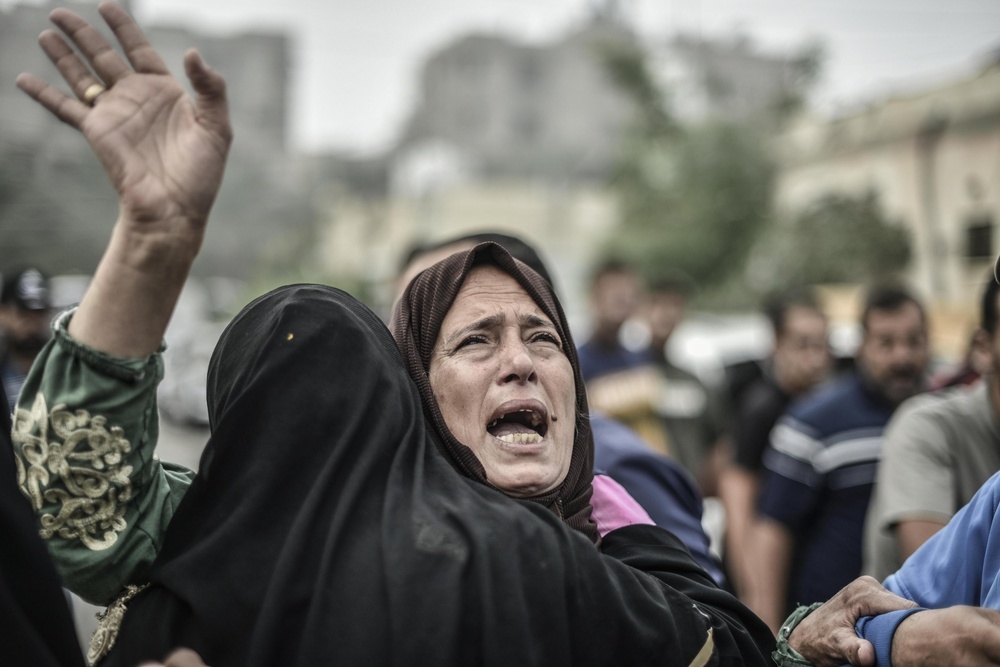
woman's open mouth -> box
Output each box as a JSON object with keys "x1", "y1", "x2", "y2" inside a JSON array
[{"x1": 486, "y1": 404, "x2": 548, "y2": 444}]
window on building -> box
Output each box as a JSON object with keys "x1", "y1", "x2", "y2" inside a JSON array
[{"x1": 966, "y1": 215, "x2": 994, "y2": 259}]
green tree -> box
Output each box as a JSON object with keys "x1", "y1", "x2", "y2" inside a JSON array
[
  {"x1": 770, "y1": 41, "x2": 825, "y2": 121},
  {"x1": 748, "y1": 192, "x2": 911, "y2": 289},
  {"x1": 598, "y1": 42, "x2": 776, "y2": 289}
]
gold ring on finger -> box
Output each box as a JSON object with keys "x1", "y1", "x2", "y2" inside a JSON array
[{"x1": 81, "y1": 83, "x2": 107, "y2": 106}]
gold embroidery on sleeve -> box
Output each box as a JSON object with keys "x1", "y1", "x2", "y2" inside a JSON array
[
  {"x1": 13, "y1": 393, "x2": 134, "y2": 551},
  {"x1": 87, "y1": 583, "x2": 148, "y2": 666}
]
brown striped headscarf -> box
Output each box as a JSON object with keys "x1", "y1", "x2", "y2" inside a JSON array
[{"x1": 391, "y1": 241, "x2": 598, "y2": 544}]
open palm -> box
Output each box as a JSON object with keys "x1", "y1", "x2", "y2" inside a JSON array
[
  {"x1": 17, "y1": 2, "x2": 231, "y2": 241},
  {"x1": 16, "y1": 1, "x2": 235, "y2": 357}
]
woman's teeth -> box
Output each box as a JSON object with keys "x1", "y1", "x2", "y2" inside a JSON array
[{"x1": 496, "y1": 432, "x2": 543, "y2": 444}]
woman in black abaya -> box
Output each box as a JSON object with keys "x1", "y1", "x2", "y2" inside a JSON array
[
  {"x1": 16, "y1": 5, "x2": 774, "y2": 665},
  {"x1": 97, "y1": 243, "x2": 772, "y2": 666}
]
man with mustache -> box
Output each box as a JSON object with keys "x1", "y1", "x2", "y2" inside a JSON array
[
  {"x1": 750, "y1": 285, "x2": 929, "y2": 632},
  {"x1": 864, "y1": 275, "x2": 1000, "y2": 583},
  {"x1": 0, "y1": 268, "x2": 52, "y2": 413}
]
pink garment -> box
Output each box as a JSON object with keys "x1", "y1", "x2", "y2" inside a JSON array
[{"x1": 590, "y1": 473, "x2": 655, "y2": 538}]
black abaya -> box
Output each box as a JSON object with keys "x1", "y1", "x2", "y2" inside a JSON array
[{"x1": 1, "y1": 378, "x2": 86, "y2": 667}]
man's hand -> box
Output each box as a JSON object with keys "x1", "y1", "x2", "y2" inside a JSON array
[
  {"x1": 892, "y1": 606, "x2": 1000, "y2": 667},
  {"x1": 789, "y1": 576, "x2": 917, "y2": 667}
]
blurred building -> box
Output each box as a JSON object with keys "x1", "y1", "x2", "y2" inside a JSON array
[
  {"x1": 0, "y1": 0, "x2": 288, "y2": 158},
  {"x1": 0, "y1": 0, "x2": 122, "y2": 153},
  {"x1": 774, "y1": 60, "x2": 1000, "y2": 307},
  {"x1": 396, "y1": 17, "x2": 802, "y2": 183},
  {"x1": 0, "y1": 0, "x2": 302, "y2": 278},
  {"x1": 318, "y1": 10, "x2": 808, "y2": 319},
  {"x1": 143, "y1": 25, "x2": 290, "y2": 157},
  {"x1": 326, "y1": 177, "x2": 619, "y2": 326},
  {"x1": 649, "y1": 33, "x2": 809, "y2": 123},
  {"x1": 397, "y1": 15, "x2": 634, "y2": 183}
]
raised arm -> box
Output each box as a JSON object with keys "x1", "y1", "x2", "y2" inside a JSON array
[
  {"x1": 11, "y1": 1, "x2": 230, "y2": 605},
  {"x1": 16, "y1": 1, "x2": 232, "y2": 355}
]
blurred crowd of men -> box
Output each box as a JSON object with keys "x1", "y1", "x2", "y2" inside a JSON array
[{"x1": 574, "y1": 255, "x2": 1000, "y2": 633}]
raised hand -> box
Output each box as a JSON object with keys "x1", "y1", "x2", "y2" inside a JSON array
[
  {"x1": 16, "y1": 2, "x2": 234, "y2": 357},
  {"x1": 16, "y1": 1, "x2": 231, "y2": 247}
]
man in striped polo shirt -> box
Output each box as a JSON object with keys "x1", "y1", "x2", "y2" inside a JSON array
[{"x1": 750, "y1": 286, "x2": 929, "y2": 632}]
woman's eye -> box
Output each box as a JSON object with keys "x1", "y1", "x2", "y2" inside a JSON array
[
  {"x1": 530, "y1": 331, "x2": 562, "y2": 347},
  {"x1": 456, "y1": 334, "x2": 488, "y2": 349}
]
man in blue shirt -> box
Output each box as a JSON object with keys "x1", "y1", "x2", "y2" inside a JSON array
[
  {"x1": 753, "y1": 286, "x2": 929, "y2": 632},
  {"x1": 781, "y1": 471, "x2": 1000, "y2": 667}
]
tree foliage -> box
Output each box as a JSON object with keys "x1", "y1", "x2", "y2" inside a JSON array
[
  {"x1": 598, "y1": 42, "x2": 775, "y2": 289},
  {"x1": 748, "y1": 191, "x2": 911, "y2": 288}
]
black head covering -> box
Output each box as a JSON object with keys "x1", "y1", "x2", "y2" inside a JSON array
[
  {"x1": 391, "y1": 242, "x2": 597, "y2": 543},
  {"x1": 401, "y1": 232, "x2": 555, "y2": 286}
]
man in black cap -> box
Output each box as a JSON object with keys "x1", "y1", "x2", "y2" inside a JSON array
[{"x1": 0, "y1": 267, "x2": 53, "y2": 413}]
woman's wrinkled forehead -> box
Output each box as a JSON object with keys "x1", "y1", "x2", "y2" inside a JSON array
[
  {"x1": 459, "y1": 255, "x2": 560, "y2": 323},
  {"x1": 452, "y1": 262, "x2": 550, "y2": 309},
  {"x1": 438, "y1": 264, "x2": 557, "y2": 338}
]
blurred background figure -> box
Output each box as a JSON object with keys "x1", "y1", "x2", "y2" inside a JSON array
[
  {"x1": 645, "y1": 273, "x2": 693, "y2": 369},
  {"x1": 718, "y1": 288, "x2": 830, "y2": 600},
  {"x1": 0, "y1": 269, "x2": 84, "y2": 664},
  {"x1": 0, "y1": 267, "x2": 52, "y2": 413},
  {"x1": 578, "y1": 262, "x2": 695, "y2": 480},
  {"x1": 577, "y1": 260, "x2": 647, "y2": 382},
  {"x1": 642, "y1": 273, "x2": 729, "y2": 498},
  {"x1": 864, "y1": 275, "x2": 1000, "y2": 581},
  {"x1": 577, "y1": 261, "x2": 676, "y2": 458},
  {"x1": 751, "y1": 285, "x2": 929, "y2": 632},
  {"x1": 929, "y1": 329, "x2": 984, "y2": 390}
]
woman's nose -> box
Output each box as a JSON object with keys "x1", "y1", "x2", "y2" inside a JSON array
[{"x1": 500, "y1": 340, "x2": 537, "y2": 384}]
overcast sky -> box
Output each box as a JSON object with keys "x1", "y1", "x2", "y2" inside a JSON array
[{"x1": 10, "y1": 0, "x2": 1000, "y2": 153}]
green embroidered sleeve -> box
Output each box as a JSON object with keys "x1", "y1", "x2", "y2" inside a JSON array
[{"x1": 11, "y1": 309, "x2": 196, "y2": 606}]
